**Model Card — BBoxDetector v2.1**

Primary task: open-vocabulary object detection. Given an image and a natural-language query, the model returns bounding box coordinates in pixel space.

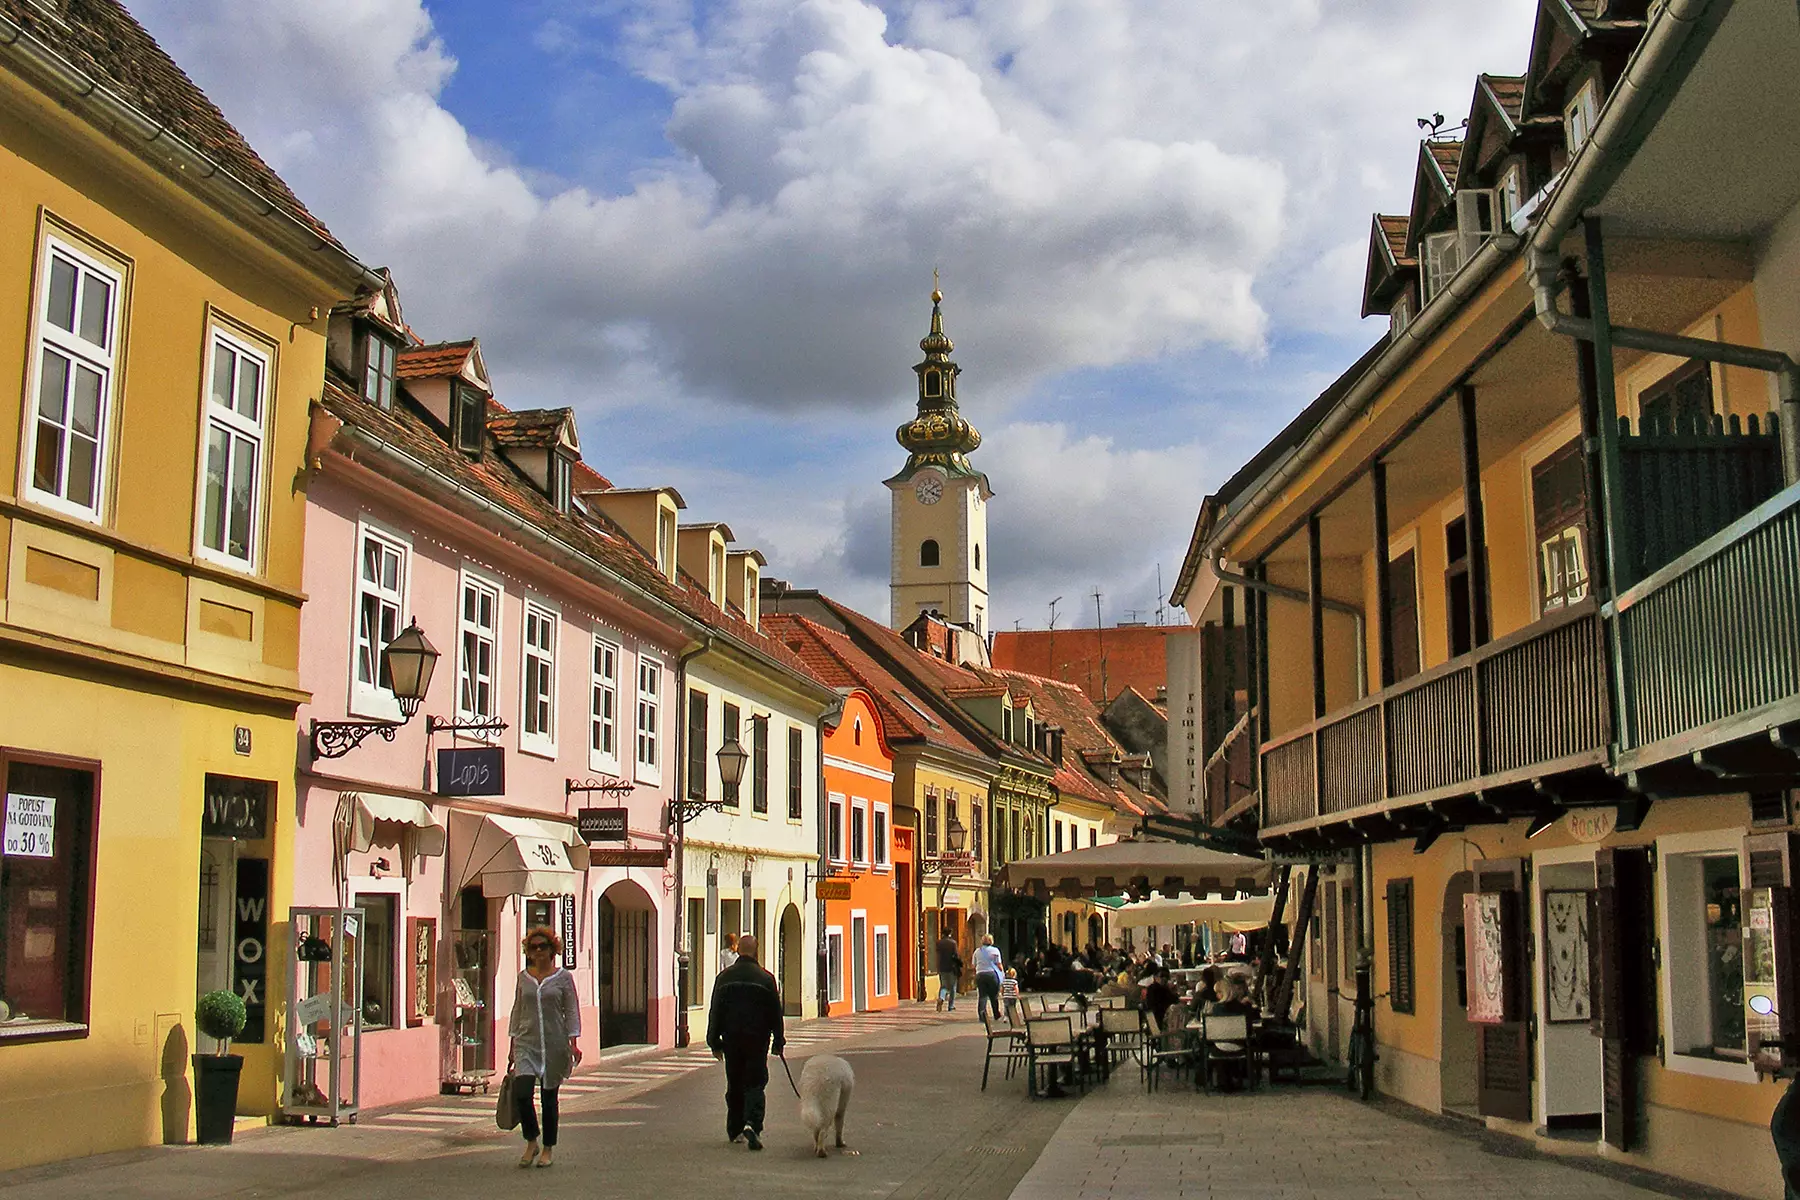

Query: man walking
[973,934,1004,1022]
[706,933,785,1151]
[935,930,962,1011]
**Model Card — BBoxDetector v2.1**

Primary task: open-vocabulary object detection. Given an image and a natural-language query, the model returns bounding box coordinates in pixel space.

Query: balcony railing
[1259,603,1610,834]
[1617,412,1783,586]
[1612,480,1800,767]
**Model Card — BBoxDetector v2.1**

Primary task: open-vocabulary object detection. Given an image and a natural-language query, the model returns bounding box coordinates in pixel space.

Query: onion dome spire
[894,278,982,477]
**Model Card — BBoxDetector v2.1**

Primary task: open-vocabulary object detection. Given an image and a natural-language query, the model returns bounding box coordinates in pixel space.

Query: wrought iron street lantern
[309,621,441,759]
[716,735,749,804]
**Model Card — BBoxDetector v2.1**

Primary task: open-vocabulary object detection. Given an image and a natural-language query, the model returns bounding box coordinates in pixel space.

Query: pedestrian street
[0,1003,1725,1200]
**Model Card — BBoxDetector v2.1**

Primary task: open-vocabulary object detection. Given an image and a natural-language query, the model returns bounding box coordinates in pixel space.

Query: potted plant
[192,990,247,1145]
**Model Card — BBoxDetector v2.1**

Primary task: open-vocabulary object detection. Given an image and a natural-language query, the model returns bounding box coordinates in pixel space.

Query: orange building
[819,688,906,1015]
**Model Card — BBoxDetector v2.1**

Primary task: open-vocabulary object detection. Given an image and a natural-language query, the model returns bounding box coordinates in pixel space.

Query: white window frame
[195,326,271,572]
[347,878,404,1031]
[349,520,410,720]
[828,793,847,865]
[362,332,397,410]
[455,567,502,732]
[826,927,845,1005]
[1656,828,1758,1082]
[590,632,622,773]
[1499,163,1524,222]
[1565,78,1600,156]
[635,655,664,784]
[851,797,869,866]
[873,801,891,871]
[23,235,121,524]
[874,926,891,996]
[1390,295,1413,339]
[519,599,558,758]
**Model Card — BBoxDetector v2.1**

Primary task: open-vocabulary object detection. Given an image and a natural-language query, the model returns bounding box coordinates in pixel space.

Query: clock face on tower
[914,474,944,505]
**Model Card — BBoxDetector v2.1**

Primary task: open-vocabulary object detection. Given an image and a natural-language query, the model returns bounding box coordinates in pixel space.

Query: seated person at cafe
[1143,967,1182,1027]
[1204,978,1257,1091]
[1097,970,1140,1008]
[1192,965,1222,1007]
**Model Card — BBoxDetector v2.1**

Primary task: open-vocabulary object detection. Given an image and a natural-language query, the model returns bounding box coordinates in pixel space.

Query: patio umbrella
[1001,839,1271,901]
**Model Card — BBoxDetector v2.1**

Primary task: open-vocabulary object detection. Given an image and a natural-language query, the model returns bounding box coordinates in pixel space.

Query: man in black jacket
[706,933,785,1150]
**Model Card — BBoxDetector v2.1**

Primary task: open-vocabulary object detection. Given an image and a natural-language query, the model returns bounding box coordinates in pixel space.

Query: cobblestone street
[0,1005,1741,1200]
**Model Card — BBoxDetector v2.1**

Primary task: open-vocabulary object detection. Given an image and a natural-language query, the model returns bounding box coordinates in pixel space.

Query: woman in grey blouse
[509,926,582,1167]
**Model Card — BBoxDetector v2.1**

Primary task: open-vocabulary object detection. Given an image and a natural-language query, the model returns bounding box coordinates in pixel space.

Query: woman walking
[509,926,582,1167]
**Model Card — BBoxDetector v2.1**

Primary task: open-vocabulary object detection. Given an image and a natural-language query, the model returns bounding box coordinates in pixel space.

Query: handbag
[495,1069,520,1131]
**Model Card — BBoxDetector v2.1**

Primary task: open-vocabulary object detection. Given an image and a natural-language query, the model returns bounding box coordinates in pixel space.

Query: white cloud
[126,0,1540,630]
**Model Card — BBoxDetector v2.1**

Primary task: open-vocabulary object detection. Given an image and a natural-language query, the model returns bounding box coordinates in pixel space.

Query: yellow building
[1180,2,1800,1195]
[0,4,371,1168]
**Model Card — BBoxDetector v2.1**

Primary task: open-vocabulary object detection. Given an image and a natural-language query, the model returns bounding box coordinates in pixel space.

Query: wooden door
[1470,858,1532,1122]
[1324,881,1341,1056]
[1592,847,1655,1149]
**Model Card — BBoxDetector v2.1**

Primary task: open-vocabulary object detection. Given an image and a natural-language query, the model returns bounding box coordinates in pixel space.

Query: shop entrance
[1536,854,1601,1133]
[196,839,235,1011]
[851,914,868,1012]
[597,881,654,1046]
[1440,871,1478,1113]
[779,904,802,1016]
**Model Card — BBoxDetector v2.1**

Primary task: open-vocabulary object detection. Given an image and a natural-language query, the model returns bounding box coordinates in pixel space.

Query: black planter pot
[192,1053,244,1145]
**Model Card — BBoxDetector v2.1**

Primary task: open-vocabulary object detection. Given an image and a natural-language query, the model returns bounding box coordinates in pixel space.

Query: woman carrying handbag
[508,926,582,1167]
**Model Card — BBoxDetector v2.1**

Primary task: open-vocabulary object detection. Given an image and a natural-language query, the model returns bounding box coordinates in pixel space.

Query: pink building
[291,275,705,1108]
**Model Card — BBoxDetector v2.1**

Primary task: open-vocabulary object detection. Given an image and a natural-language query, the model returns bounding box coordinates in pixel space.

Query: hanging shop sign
[1564,807,1617,844]
[234,857,270,1043]
[590,847,668,868]
[814,879,853,901]
[561,895,577,969]
[437,747,506,797]
[203,775,270,840]
[3,793,55,858]
[577,807,629,842]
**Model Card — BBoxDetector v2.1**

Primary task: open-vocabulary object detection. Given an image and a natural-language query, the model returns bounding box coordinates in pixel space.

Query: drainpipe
[1212,562,1368,700]
[672,636,712,1048]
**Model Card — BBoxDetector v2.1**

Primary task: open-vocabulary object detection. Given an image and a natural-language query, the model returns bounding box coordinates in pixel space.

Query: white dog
[797,1053,855,1158]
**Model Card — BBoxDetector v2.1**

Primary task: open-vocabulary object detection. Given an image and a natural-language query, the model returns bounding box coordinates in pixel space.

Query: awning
[449,811,590,898]
[1002,840,1271,901]
[344,792,446,857]
[1102,894,1275,930]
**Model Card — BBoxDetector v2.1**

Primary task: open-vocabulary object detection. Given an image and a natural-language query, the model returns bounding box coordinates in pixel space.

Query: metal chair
[1099,1007,1142,1077]
[981,1012,1027,1090]
[1136,1009,1194,1091]
[1199,1013,1251,1093]
[1093,995,1127,1010]
[1024,1017,1081,1098]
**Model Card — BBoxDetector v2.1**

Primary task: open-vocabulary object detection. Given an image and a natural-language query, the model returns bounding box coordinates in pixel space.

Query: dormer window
[924,369,941,399]
[710,542,725,604]
[453,382,484,456]
[656,506,676,578]
[1390,295,1413,339]
[1499,163,1523,223]
[362,333,397,410]
[548,452,572,513]
[1565,79,1599,156]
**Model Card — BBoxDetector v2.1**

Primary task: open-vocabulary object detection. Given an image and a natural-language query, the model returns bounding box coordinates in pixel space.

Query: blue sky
[132,0,1540,630]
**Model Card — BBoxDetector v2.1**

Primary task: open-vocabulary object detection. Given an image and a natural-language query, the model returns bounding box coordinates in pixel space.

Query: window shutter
[1591,846,1655,1151]
[1387,878,1415,1014]
[1470,857,1532,1122]
[1744,833,1800,1077]
[1456,188,1499,262]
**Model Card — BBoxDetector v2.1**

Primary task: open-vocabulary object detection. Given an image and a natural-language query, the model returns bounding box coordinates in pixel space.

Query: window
[636,658,662,779]
[549,454,572,513]
[974,544,981,570]
[751,716,768,814]
[924,792,939,857]
[354,892,398,1029]
[920,539,939,567]
[1532,438,1590,613]
[974,606,984,637]
[970,805,983,865]
[787,726,804,820]
[362,333,397,410]
[709,541,725,603]
[923,369,941,398]
[851,799,868,865]
[1387,549,1422,680]
[1565,78,1600,155]
[1445,516,1476,658]
[828,796,846,863]
[1389,295,1413,339]
[199,330,269,568]
[1665,848,1747,1061]
[457,574,499,725]
[27,238,119,521]
[1054,820,1064,853]
[520,602,557,753]
[721,702,740,807]
[353,526,408,717]
[826,929,844,1004]
[454,382,484,455]
[1010,809,1021,864]
[590,636,619,769]
[656,506,676,577]
[1499,164,1524,223]
[1420,230,1462,303]
[873,804,890,869]
[1002,705,1013,742]
[944,791,958,853]
[874,928,891,996]
[1387,878,1415,1014]
[685,898,704,1006]
[1639,359,1715,434]
[0,755,97,1037]
[1089,827,1098,848]
[686,690,709,801]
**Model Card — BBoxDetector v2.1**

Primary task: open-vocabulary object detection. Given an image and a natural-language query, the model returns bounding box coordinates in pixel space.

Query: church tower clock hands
[886,281,993,635]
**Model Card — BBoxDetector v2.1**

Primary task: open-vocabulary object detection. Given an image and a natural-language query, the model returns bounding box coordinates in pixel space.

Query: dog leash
[777,1051,801,1099]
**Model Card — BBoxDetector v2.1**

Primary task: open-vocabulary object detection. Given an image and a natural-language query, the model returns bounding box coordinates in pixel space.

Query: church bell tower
[886,283,992,634]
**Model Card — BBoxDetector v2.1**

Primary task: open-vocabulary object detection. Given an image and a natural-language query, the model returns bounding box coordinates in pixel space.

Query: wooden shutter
[1387,878,1415,1014]
[1591,846,1654,1151]
[1387,551,1421,681]
[1745,833,1800,1077]
[1471,857,1532,1122]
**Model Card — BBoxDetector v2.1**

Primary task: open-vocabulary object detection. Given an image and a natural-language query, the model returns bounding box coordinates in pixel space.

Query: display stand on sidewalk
[282,907,364,1125]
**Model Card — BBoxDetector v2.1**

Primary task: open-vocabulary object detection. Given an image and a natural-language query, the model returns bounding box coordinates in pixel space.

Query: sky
[132,0,1541,631]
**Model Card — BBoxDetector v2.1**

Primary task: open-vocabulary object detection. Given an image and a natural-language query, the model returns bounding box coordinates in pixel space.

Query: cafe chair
[981,1012,1027,1090]
[1024,1017,1081,1099]
[1200,1013,1251,1093]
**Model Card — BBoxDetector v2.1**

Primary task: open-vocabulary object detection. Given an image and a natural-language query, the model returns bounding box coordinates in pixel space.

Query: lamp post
[309,622,440,758]
[673,736,752,1048]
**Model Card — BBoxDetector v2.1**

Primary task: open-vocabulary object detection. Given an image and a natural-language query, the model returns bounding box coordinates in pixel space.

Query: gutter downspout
[816,694,845,1019]
[1213,562,1368,700]
[672,636,712,1048]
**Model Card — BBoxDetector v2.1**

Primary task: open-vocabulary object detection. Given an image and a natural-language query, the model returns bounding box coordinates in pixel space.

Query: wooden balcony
[1611,480,1800,779]
[1260,603,1611,842]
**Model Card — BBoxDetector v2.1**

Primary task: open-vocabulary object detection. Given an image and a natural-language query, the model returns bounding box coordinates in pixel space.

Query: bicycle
[1345,953,1383,1101]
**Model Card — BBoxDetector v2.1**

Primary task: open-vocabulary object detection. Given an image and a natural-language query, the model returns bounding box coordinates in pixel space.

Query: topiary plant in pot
[192,990,247,1145]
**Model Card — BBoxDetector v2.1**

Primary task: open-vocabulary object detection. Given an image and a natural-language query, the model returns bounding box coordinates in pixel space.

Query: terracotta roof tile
[396,340,477,380]
[995,669,1165,818]
[1,0,338,249]
[1377,215,1412,266]
[990,626,1182,706]
[1427,139,1464,183]
[487,406,570,449]
[1482,74,1527,122]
